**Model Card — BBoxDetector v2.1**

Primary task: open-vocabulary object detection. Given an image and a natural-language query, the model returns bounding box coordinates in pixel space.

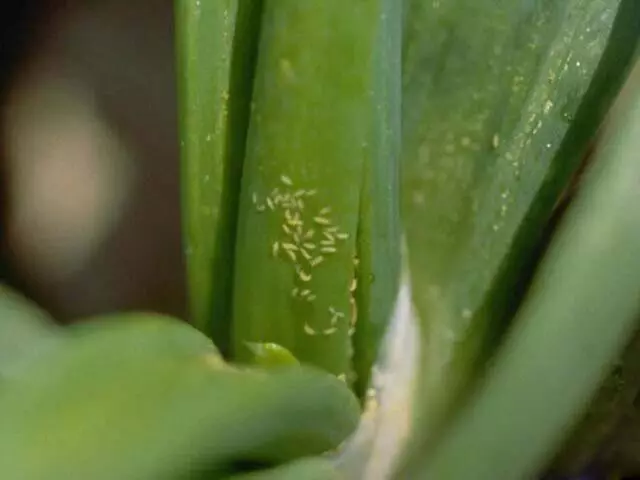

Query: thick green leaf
[0,285,59,378]
[0,313,359,480]
[176,0,262,354]
[231,0,392,382]
[409,48,640,480]
[401,0,639,450]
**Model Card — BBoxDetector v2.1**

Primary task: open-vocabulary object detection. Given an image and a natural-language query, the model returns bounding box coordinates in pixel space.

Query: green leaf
[230,0,394,383]
[0,313,359,479]
[352,0,403,399]
[244,341,300,368]
[408,40,640,480]
[400,0,640,450]
[224,458,341,480]
[0,285,59,378]
[176,0,263,354]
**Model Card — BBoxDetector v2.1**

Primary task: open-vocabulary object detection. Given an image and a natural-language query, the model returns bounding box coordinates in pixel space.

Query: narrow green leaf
[412,52,640,480]
[231,1,389,381]
[401,0,639,449]
[352,0,403,398]
[176,0,263,353]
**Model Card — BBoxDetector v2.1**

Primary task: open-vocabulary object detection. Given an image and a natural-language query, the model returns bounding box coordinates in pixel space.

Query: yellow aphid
[300,289,311,297]
[255,204,266,212]
[305,189,318,196]
[321,246,337,254]
[303,323,317,335]
[337,373,347,382]
[323,327,337,335]
[306,294,316,302]
[282,242,298,251]
[286,250,297,262]
[350,278,357,292]
[310,256,324,267]
[285,209,293,223]
[300,248,312,261]
[252,192,259,204]
[291,287,299,297]
[272,241,280,257]
[296,199,305,209]
[303,242,316,250]
[282,224,292,235]
[320,239,335,247]
[314,216,331,225]
[305,229,315,239]
[336,232,349,240]
[294,189,306,198]
[298,269,312,282]
[281,174,293,186]
[319,206,331,215]
[266,197,275,210]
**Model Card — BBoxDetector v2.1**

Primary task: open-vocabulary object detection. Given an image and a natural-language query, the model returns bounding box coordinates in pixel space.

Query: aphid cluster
[252,174,352,338]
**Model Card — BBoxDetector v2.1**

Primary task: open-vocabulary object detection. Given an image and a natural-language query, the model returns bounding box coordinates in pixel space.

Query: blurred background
[0,0,185,323]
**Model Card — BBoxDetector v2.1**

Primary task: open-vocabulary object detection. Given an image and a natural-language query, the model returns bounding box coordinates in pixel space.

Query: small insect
[314,216,331,225]
[285,250,297,262]
[255,204,266,212]
[299,289,311,298]
[310,256,324,267]
[305,189,318,196]
[303,242,316,250]
[272,241,280,257]
[321,246,337,254]
[300,248,312,261]
[266,197,275,210]
[319,206,331,216]
[252,192,259,205]
[323,327,337,335]
[294,189,306,198]
[350,278,357,292]
[304,229,315,239]
[306,294,316,302]
[303,323,317,335]
[281,175,293,186]
[325,226,339,233]
[282,224,292,235]
[298,269,312,282]
[336,232,349,240]
[291,287,299,297]
[337,373,347,382]
[282,242,298,251]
